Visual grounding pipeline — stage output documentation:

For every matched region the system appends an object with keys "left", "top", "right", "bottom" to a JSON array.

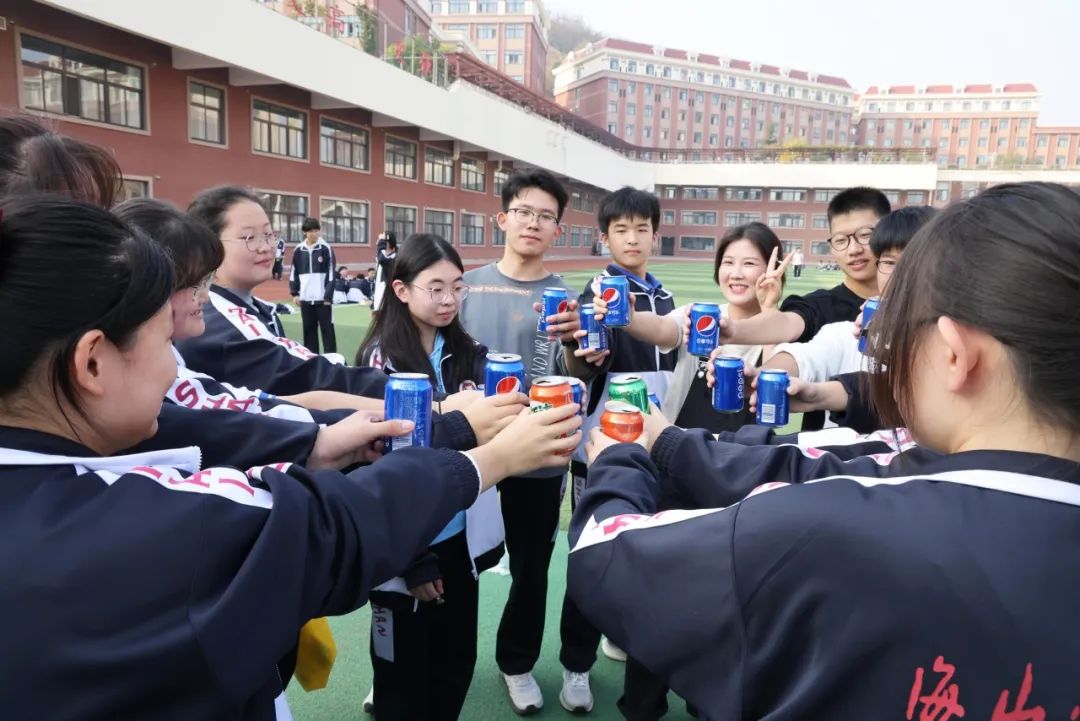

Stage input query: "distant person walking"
[{"left": 792, "top": 247, "right": 805, "bottom": 278}]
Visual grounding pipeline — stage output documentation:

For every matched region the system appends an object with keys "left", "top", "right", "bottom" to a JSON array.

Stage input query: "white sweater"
[{"left": 768, "top": 320, "right": 867, "bottom": 382}]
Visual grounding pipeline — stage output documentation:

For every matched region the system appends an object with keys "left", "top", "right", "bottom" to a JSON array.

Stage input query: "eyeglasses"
[
  {"left": 225, "top": 231, "right": 278, "bottom": 252},
  {"left": 190, "top": 272, "right": 215, "bottom": 301},
  {"left": 827, "top": 225, "right": 875, "bottom": 251},
  {"left": 411, "top": 284, "right": 470, "bottom": 304},
  {"left": 877, "top": 257, "right": 898, "bottom": 275},
  {"left": 507, "top": 207, "right": 559, "bottom": 227}
]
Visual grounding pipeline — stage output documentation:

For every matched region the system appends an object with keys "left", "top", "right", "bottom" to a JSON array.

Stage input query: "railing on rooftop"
[{"left": 251, "top": 0, "right": 938, "bottom": 166}]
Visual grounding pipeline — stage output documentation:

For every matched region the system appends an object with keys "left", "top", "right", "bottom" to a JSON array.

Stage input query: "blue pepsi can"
[
  {"left": 711, "top": 356, "right": 745, "bottom": 413},
  {"left": 565, "top": 376, "right": 588, "bottom": 417},
  {"left": 599, "top": 276, "right": 630, "bottom": 327},
  {"left": 858, "top": 296, "right": 881, "bottom": 354},
  {"left": 538, "top": 287, "right": 569, "bottom": 333},
  {"left": 688, "top": 302, "right": 722, "bottom": 357},
  {"left": 579, "top": 304, "right": 608, "bottom": 352},
  {"left": 484, "top": 353, "right": 526, "bottom": 397},
  {"left": 384, "top": 372, "right": 433, "bottom": 451},
  {"left": 756, "top": 369, "right": 790, "bottom": 427}
]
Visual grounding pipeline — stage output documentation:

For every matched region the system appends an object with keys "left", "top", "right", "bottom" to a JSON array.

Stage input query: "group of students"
[{"left": 0, "top": 109, "right": 1078, "bottom": 721}]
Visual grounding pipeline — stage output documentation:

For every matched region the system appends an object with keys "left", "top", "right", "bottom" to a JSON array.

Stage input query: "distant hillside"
[{"left": 545, "top": 12, "right": 601, "bottom": 94}]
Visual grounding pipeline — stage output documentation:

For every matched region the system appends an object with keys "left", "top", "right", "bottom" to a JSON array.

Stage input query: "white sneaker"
[
  {"left": 502, "top": 671, "right": 544, "bottom": 715},
  {"left": 362, "top": 687, "right": 374, "bottom": 714},
  {"left": 601, "top": 637, "right": 627, "bottom": 662},
  {"left": 559, "top": 669, "right": 594, "bottom": 714}
]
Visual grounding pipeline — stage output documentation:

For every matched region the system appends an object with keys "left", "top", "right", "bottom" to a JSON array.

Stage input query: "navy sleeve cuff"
[{"left": 432, "top": 410, "right": 478, "bottom": 451}]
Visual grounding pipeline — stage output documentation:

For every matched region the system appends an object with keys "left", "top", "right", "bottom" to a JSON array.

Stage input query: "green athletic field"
[{"left": 280, "top": 263, "right": 841, "bottom": 720}]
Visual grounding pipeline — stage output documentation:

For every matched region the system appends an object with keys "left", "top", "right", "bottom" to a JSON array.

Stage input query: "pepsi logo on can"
[
  {"left": 484, "top": 353, "right": 526, "bottom": 397},
  {"left": 538, "top": 287, "right": 570, "bottom": 333},
  {"left": 599, "top": 276, "right": 630, "bottom": 327},
  {"left": 688, "top": 302, "right": 722, "bottom": 357}
]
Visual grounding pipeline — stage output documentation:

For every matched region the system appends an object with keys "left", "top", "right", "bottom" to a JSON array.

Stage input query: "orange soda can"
[
  {"left": 529, "top": 376, "right": 574, "bottom": 411},
  {"left": 600, "top": 401, "right": 644, "bottom": 442}
]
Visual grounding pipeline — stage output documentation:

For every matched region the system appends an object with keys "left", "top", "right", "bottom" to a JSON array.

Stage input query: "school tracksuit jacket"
[
  {"left": 175, "top": 286, "right": 385, "bottom": 398},
  {"left": 288, "top": 239, "right": 335, "bottom": 304},
  {"left": 0, "top": 426, "right": 484, "bottom": 720},
  {"left": 567, "top": 428, "right": 1080, "bottom": 720}
]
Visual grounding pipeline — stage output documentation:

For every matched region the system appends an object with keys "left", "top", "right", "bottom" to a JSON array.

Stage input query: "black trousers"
[
  {"left": 299, "top": 301, "right": 336, "bottom": 354},
  {"left": 495, "top": 472, "right": 565, "bottom": 675},
  {"left": 369, "top": 533, "right": 478, "bottom": 721},
  {"left": 272, "top": 258, "right": 284, "bottom": 279},
  {"left": 559, "top": 461, "right": 602, "bottom": 673},
  {"left": 793, "top": 264, "right": 803, "bottom": 278}
]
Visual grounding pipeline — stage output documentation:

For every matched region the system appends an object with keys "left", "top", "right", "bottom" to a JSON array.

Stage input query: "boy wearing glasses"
[
  {"left": 721, "top": 187, "right": 891, "bottom": 430},
  {"left": 290, "top": 218, "right": 337, "bottom": 354},
  {"left": 459, "top": 169, "right": 601, "bottom": 716}
]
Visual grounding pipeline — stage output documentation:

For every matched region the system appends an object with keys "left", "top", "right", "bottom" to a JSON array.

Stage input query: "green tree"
[{"left": 352, "top": 3, "right": 378, "bottom": 55}]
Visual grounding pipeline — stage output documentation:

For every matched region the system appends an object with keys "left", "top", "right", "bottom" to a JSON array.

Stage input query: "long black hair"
[
  {"left": 0, "top": 195, "right": 174, "bottom": 415},
  {"left": 356, "top": 234, "right": 481, "bottom": 388},
  {"left": 869, "top": 182, "right": 1080, "bottom": 436},
  {"left": 115, "top": 198, "right": 224, "bottom": 290}
]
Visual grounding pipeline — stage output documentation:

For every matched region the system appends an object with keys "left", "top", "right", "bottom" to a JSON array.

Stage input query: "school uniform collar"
[
  {"left": 915, "top": 448, "right": 1080, "bottom": 486},
  {"left": 298, "top": 238, "right": 328, "bottom": 251},
  {"left": 0, "top": 426, "right": 202, "bottom": 472},
  {"left": 211, "top": 285, "right": 276, "bottom": 316},
  {"left": 605, "top": 264, "right": 671, "bottom": 299}
]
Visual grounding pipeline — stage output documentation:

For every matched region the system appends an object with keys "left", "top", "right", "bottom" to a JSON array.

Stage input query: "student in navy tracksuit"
[
  {"left": 357, "top": 234, "right": 524, "bottom": 720},
  {"left": 178, "top": 186, "right": 386, "bottom": 397},
  {"left": 569, "top": 182, "right": 1080, "bottom": 720},
  {"left": 272, "top": 235, "right": 286, "bottom": 279},
  {"left": 290, "top": 218, "right": 337, "bottom": 354},
  {"left": 563, "top": 187, "right": 677, "bottom": 716},
  {"left": 0, "top": 195, "right": 583, "bottom": 720}
]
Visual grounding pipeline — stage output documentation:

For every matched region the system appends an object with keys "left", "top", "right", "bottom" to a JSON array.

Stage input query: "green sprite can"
[{"left": 608, "top": 374, "right": 650, "bottom": 414}]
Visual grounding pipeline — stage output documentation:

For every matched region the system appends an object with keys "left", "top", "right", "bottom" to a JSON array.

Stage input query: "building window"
[
  {"left": 814, "top": 189, "right": 840, "bottom": 203},
  {"left": 907, "top": 191, "right": 926, "bottom": 205},
  {"left": 505, "top": 52, "right": 524, "bottom": 65},
  {"left": 320, "top": 118, "right": 369, "bottom": 170},
  {"left": 725, "top": 188, "right": 762, "bottom": 201},
  {"left": 1058, "top": 136, "right": 1070, "bottom": 148},
  {"left": 424, "top": 209, "right": 454, "bottom": 243},
  {"left": 424, "top": 147, "right": 455, "bottom": 186},
  {"left": 253, "top": 100, "right": 307, "bottom": 159},
  {"left": 811, "top": 214, "right": 828, "bottom": 230},
  {"left": 384, "top": 136, "right": 417, "bottom": 179},
  {"left": 767, "top": 213, "right": 804, "bottom": 229},
  {"left": 682, "top": 187, "right": 720, "bottom": 200},
  {"left": 460, "top": 158, "right": 486, "bottom": 192},
  {"left": 493, "top": 167, "right": 510, "bottom": 195},
  {"left": 461, "top": 213, "right": 485, "bottom": 245},
  {"left": 431, "top": 1, "right": 443, "bottom": 12},
  {"left": 662, "top": 209, "right": 675, "bottom": 225},
  {"left": 20, "top": 34, "right": 145, "bottom": 129},
  {"left": 385, "top": 205, "right": 416, "bottom": 240},
  {"left": 258, "top": 191, "right": 308, "bottom": 243},
  {"left": 769, "top": 188, "right": 807, "bottom": 202},
  {"left": 680, "top": 211, "right": 717, "bottom": 226},
  {"left": 506, "top": 0, "right": 525, "bottom": 10},
  {"left": 477, "top": 25, "right": 497, "bottom": 39},
  {"left": 321, "top": 198, "right": 369, "bottom": 244},
  {"left": 448, "top": 0, "right": 469, "bottom": 12},
  {"left": 810, "top": 241, "right": 832, "bottom": 256},
  {"left": 883, "top": 190, "right": 900, "bottom": 205},
  {"left": 120, "top": 178, "right": 150, "bottom": 201},
  {"left": 569, "top": 226, "right": 581, "bottom": 247},
  {"left": 477, "top": 0, "right": 497, "bottom": 11},
  {"left": 505, "top": 24, "right": 525, "bottom": 39},
  {"left": 1019, "top": 118, "right": 1029, "bottom": 129},
  {"left": 935, "top": 182, "right": 950, "bottom": 202},
  {"left": 724, "top": 211, "right": 761, "bottom": 225},
  {"left": 188, "top": 81, "right": 225, "bottom": 144},
  {"left": 679, "top": 236, "right": 715, "bottom": 251},
  {"left": 492, "top": 218, "right": 506, "bottom": 246},
  {"left": 780, "top": 240, "right": 803, "bottom": 255}
]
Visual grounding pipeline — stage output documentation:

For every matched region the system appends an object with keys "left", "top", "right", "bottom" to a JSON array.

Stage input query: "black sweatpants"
[
  {"left": 272, "top": 258, "right": 284, "bottom": 280},
  {"left": 495, "top": 472, "right": 565, "bottom": 675},
  {"left": 299, "top": 301, "right": 336, "bottom": 354},
  {"left": 559, "top": 460, "right": 602, "bottom": 673},
  {"left": 369, "top": 533, "right": 477, "bottom": 721}
]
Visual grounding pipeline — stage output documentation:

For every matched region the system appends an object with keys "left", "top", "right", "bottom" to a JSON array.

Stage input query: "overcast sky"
[{"left": 543, "top": 0, "right": 1078, "bottom": 125}]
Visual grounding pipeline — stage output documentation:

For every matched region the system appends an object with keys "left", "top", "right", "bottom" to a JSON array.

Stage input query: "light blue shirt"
[{"left": 429, "top": 331, "right": 466, "bottom": 544}]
